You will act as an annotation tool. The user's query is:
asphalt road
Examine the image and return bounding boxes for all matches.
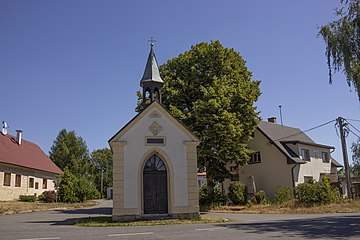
[0,200,360,240]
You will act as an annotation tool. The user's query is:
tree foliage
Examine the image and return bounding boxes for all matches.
[319,0,360,100]
[49,129,91,177]
[90,148,113,196]
[159,40,261,187]
[58,167,78,203]
[74,175,100,202]
[351,138,360,176]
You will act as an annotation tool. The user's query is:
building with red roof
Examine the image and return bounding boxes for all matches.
[0,125,63,201]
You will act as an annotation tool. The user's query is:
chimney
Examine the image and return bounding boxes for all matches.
[2,121,8,135]
[268,117,277,124]
[16,130,23,145]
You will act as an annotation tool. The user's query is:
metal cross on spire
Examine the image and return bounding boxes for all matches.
[148,37,156,47]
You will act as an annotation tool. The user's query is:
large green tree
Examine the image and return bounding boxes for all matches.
[159,40,261,189]
[49,129,91,177]
[351,138,360,176]
[90,148,113,197]
[319,0,360,100]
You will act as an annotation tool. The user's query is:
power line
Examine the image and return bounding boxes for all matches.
[347,119,360,123]
[348,129,360,139]
[273,119,336,142]
[345,120,360,135]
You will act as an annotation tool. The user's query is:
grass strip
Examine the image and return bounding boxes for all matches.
[0,200,96,215]
[211,199,360,214]
[74,216,230,227]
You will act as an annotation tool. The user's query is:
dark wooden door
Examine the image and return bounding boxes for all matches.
[143,155,168,214]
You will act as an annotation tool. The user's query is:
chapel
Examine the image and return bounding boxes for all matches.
[109,43,200,221]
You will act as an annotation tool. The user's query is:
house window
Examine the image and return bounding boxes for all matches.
[322,152,329,163]
[230,166,239,181]
[3,173,11,186]
[304,176,313,183]
[29,178,34,188]
[15,174,21,187]
[249,152,261,164]
[42,179,47,189]
[313,150,321,159]
[35,182,39,189]
[301,149,310,161]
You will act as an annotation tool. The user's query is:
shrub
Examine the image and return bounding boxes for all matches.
[58,167,100,203]
[251,190,269,204]
[321,177,340,203]
[294,181,323,206]
[38,191,56,203]
[74,176,100,202]
[294,177,339,206]
[58,167,78,203]
[19,195,36,202]
[274,186,293,204]
[228,182,246,205]
[246,199,253,207]
[199,184,226,208]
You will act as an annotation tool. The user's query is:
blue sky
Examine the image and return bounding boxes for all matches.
[1,0,359,165]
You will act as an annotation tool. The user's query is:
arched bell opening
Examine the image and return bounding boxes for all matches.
[154,87,161,102]
[142,87,152,106]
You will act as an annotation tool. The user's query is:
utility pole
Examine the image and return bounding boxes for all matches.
[337,117,353,199]
[101,168,104,199]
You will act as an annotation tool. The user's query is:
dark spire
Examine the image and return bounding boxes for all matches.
[140,43,164,86]
[140,40,164,109]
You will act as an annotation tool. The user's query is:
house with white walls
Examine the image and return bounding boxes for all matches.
[223,118,342,199]
[0,125,63,200]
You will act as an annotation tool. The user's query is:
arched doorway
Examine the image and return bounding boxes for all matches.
[143,155,168,214]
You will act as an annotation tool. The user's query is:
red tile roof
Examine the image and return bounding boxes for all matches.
[0,133,63,175]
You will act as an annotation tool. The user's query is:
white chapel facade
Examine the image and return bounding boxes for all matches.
[109,44,200,221]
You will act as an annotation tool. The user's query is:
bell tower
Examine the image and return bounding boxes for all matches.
[140,41,164,109]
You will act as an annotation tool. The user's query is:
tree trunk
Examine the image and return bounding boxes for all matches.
[205,161,215,194]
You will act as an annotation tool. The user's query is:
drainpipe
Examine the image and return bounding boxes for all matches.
[291,163,298,189]
[290,163,298,205]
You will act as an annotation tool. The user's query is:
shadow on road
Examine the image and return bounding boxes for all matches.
[56,207,112,215]
[216,215,360,239]
[26,216,112,226]
[24,201,112,226]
